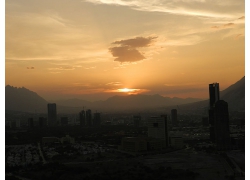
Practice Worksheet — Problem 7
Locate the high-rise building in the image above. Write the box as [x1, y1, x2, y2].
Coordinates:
[79, 110, 85, 127]
[93, 112, 101, 126]
[48, 103, 57, 126]
[171, 109, 178, 126]
[208, 83, 219, 142]
[209, 83, 220, 108]
[214, 100, 230, 150]
[86, 109, 92, 126]
[161, 114, 169, 147]
[208, 83, 231, 149]
[147, 116, 168, 148]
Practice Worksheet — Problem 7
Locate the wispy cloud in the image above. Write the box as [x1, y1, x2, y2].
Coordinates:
[27, 67, 35, 69]
[238, 16, 245, 20]
[48, 65, 81, 71]
[105, 82, 122, 86]
[223, 23, 234, 27]
[211, 22, 236, 30]
[85, 66, 96, 69]
[234, 34, 243, 40]
[83, 0, 243, 19]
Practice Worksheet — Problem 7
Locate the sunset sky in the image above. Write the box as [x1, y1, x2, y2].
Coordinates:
[5, 0, 245, 101]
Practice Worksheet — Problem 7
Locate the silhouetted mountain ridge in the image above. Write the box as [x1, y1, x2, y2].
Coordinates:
[5, 85, 48, 113]
[5, 76, 245, 113]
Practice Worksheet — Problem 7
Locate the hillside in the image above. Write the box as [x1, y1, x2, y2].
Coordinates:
[5, 76, 245, 113]
[5, 85, 48, 113]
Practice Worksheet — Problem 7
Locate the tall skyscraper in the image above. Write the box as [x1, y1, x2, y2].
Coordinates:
[209, 83, 220, 108]
[161, 114, 169, 147]
[79, 109, 85, 127]
[171, 109, 178, 126]
[214, 100, 230, 150]
[86, 109, 92, 126]
[208, 83, 219, 142]
[147, 116, 168, 148]
[47, 103, 57, 126]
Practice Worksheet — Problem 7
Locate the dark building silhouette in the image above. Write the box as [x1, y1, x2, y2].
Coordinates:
[93, 112, 101, 126]
[208, 83, 219, 142]
[10, 121, 16, 129]
[133, 115, 141, 127]
[28, 118, 34, 128]
[47, 103, 57, 126]
[79, 109, 86, 127]
[208, 83, 231, 149]
[214, 100, 230, 150]
[161, 114, 169, 147]
[171, 109, 178, 126]
[86, 109, 92, 126]
[148, 116, 169, 148]
[209, 83, 220, 108]
[61, 117, 68, 126]
[39, 117, 47, 127]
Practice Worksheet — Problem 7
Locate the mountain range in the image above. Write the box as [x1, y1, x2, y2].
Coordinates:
[5, 76, 245, 113]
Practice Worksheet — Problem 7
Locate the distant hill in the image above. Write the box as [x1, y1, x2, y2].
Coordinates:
[5, 76, 244, 113]
[220, 76, 245, 111]
[5, 85, 48, 113]
[177, 76, 245, 112]
[54, 94, 202, 111]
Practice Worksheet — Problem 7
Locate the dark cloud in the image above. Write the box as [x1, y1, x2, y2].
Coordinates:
[238, 16, 245, 20]
[110, 36, 156, 63]
[112, 36, 157, 48]
[27, 67, 35, 69]
[109, 46, 145, 63]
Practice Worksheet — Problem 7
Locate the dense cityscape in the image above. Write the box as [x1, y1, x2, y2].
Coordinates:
[5, 82, 245, 180]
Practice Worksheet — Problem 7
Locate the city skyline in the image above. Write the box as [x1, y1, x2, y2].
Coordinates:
[5, 0, 245, 101]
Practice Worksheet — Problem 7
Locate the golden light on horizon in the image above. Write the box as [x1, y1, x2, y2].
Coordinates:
[118, 88, 137, 93]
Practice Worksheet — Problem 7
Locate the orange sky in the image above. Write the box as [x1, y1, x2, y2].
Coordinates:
[5, 0, 245, 101]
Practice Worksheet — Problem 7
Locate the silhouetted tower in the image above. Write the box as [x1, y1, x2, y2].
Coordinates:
[171, 109, 178, 126]
[93, 112, 101, 126]
[214, 100, 230, 150]
[86, 109, 92, 126]
[47, 103, 57, 126]
[161, 114, 169, 147]
[79, 109, 86, 127]
[208, 83, 219, 142]
[209, 83, 220, 108]
[133, 115, 141, 128]
[148, 116, 168, 148]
